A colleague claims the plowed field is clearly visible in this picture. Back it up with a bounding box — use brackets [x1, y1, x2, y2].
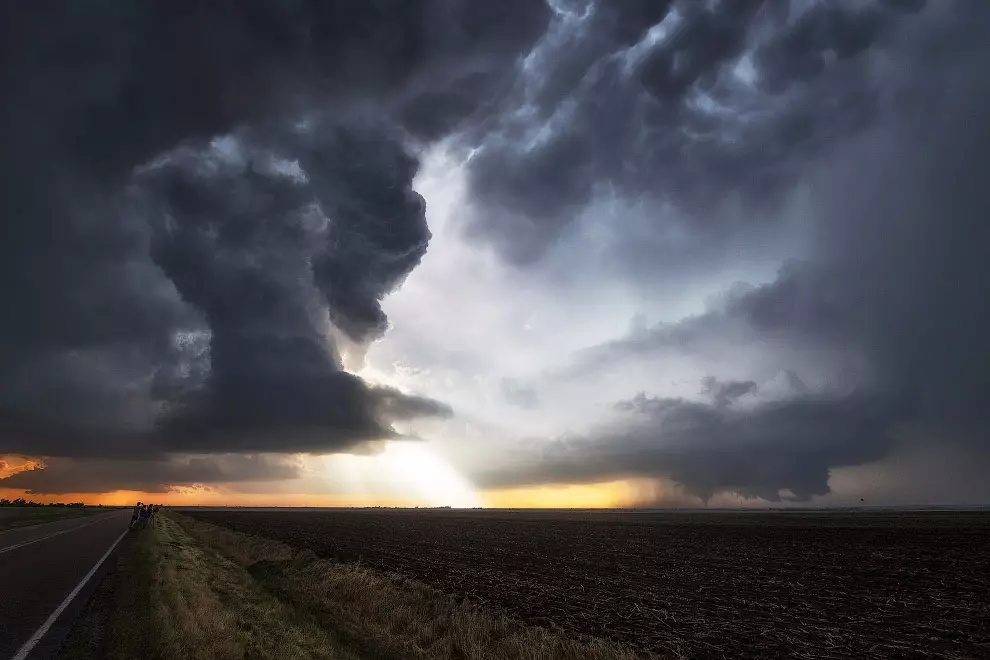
[183, 509, 990, 659]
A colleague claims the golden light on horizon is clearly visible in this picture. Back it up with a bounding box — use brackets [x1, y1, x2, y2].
[0, 484, 431, 508]
[316, 441, 482, 508]
[380, 441, 482, 507]
[482, 478, 664, 509]
[3, 452, 678, 510]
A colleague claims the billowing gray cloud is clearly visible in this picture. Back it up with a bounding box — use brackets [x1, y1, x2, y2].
[559, 259, 863, 381]
[3, 0, 988, 504]
[0, 0, 545, 471]
[699, 377, 757, 409]
[134, 121, 454, 452]
[467, 1, 990, 501]
[459, 0, 932, 263]
[559, 44, 990, 429]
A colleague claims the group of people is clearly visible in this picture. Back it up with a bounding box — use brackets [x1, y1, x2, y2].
[130, 501, 162, 529]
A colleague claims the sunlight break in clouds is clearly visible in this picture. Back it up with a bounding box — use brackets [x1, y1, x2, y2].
[2, 2, 989, 507]
[315, 442, 481, 509]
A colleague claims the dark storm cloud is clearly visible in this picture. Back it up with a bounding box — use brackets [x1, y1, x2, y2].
[4, 0, 987, 506]
[0, 0, 546, 472]
[461, 0, 928, 263]
[134, 121, 452, 452]
[700, 377, 757, 409]
[479, 388, 898, 502]
[0, 454, 303, 495]
[565, 9, 990, 429]
[483, 2, 990, 500]
[560, 259, 858, 379]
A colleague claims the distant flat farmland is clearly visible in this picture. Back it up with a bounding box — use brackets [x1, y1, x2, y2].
[0, 505, 103, 531]
[183, 509, 990, 659]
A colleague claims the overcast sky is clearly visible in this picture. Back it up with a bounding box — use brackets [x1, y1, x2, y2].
[2, 0, 989, 507]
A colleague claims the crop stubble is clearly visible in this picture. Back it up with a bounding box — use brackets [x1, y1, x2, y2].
[184, 509, 990, 659]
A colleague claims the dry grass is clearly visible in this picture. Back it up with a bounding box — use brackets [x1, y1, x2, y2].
[61, 516, 361, 660]
[172, 513, 652, 660]
[151, 515, 359, 660]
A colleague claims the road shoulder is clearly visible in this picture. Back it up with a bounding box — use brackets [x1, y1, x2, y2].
[56, 528, 154, 660]
[58, 516, 360, 660]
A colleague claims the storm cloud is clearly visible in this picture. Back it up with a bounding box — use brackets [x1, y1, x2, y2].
[478, 388, 899, 502]
[0, 0, 547, 465]
[2, 1, 988, 503]
[473, 1, 990, 500]
[460, 0, 931, 263]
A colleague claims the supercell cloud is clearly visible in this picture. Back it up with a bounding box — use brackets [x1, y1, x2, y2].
[1, 0, 988, 501]
[453, 0, 990, 503]
[0, 0, 548, 477]
[461, 0, 928, 262]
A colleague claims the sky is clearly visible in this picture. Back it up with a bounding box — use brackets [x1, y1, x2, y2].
[2, 0, 989, 508]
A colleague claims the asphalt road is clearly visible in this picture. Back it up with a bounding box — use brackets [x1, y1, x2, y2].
[0, 510, 131, 660]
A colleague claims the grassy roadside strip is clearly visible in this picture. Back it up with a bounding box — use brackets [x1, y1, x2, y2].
[60, 512, 648, 660]
[60, 514, 360, 660]
[172, 512, 650, 660]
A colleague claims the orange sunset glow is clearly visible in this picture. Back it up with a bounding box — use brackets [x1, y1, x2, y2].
[2, 452, 670, 508]
[0, 485, 653, 509]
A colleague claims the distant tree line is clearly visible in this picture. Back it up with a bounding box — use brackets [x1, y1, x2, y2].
[0, 498, 90, 507]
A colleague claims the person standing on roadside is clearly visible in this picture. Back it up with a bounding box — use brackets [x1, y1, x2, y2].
[130, 501, 143, 529]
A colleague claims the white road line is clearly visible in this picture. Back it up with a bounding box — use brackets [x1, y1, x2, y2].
[10, 528, 128, 660]
[0, 515, 116, 555]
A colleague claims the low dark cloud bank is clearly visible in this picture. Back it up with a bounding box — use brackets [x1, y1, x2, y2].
[2, 1, 988, 499]
[0, 0, 549, 486]
[1, 454, 302, 495]
[480, 390, 899, 502]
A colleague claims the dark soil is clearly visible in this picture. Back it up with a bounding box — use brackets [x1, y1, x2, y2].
[184, 508, 990, 659]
